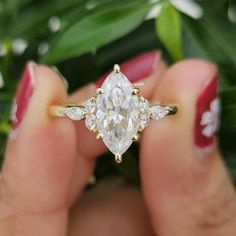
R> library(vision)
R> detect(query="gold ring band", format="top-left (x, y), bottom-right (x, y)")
top-left (50, 104), bottom-right (177, 118)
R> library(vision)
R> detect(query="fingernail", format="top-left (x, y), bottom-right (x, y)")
top-left (195, 74), bottom-right (220, 151)
top-left (95, 50), bottom-right (161, 88)
top-left (11, 61), bottom-right (37, 131)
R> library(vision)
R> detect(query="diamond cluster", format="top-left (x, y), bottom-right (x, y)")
top-left (66, 71), bottom-right (168, 159)
top-left (65, 69), bottom-right (169, 160)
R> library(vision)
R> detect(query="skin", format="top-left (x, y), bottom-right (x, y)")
top-left (0, 59), bottom-right (236, 235)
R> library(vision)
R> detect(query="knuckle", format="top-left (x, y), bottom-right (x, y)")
top-left (195, 178), bottom-right (236, 229)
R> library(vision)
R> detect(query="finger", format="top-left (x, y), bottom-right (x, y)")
top-left (0, 63), bottom-right (90, 235)
top-left (69, 50), bottom-right (166, 160)
top-left (69, 177), bottom-right (155, 236)
top-left (141, 60), bottom-right (236, 235)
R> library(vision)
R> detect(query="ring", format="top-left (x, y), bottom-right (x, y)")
top-left (50, 64), bottom-right (177, 163)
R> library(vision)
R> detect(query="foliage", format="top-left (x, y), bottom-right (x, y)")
top-left (156, 2), bottom-right (183, 60)
top-left (0, 0), bottom-right (236, 184)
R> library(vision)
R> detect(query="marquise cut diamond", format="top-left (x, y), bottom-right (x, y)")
top-left (95, 71), bottom-right (140, 156)
top-left (65, 107), bottom-right (84, 120)
top-left (149, 105), bottom-right (168, 120)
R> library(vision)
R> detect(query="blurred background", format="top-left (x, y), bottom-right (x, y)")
top-left (0, 0), bottom-right (236, 185)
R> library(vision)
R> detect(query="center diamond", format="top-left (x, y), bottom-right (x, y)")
top-left (96, 71), bottom-right (140, 156)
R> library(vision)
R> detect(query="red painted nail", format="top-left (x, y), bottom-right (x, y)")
top-left (195, 75), bottom-right (220, 149)
top-left (95, 50), bottom-right (161, 88)
top-left (11, 62), bottom-right (36, 130)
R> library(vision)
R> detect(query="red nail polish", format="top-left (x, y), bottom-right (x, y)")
top-left (95, 50), bottom-right (160, 88)
top-left (11, 62), bottom-right (36, 130)
top-left (195, 75), bottom-right (220, 148)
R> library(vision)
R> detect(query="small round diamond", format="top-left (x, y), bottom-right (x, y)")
top-left (140, 99), bottom-right (149, 113)
top-left (140, 113), bottom-right (149, 127)
top-left (85, 98), bottom-right (96, 113)
top-left (85, 114), bottom-right (97, 131)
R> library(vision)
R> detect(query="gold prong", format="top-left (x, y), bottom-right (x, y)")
top-left (91, 128), bottom-right (97, 133)
top-left (96, 133), bottom-right (103, 140)
top-left (139, 96), bottom-right (145, 102)
top-left (90, 96), bottom-right (97, 102)
top-left (138, 125), bottom-right (145, 132)
top-left (132, 87), bottom-right (140, 95)
top-left (88, 175), bottom-right (96, 185)
top-left (113, 64), bottom-right (120, 73)
top-left (115, 154), bottom-right (122, 163)
top-left (95, 88), bottom-right (103, 95)
top-left (132, 133), bottom-right (140, 142)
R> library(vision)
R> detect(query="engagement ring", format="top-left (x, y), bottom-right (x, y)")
top-left (50, 64), bottom-right (177, 163)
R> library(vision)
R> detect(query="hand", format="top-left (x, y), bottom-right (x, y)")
top-left (0, 51), bottom-right (236, 236)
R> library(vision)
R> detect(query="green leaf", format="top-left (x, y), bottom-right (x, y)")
top-left (0, 122), bottom-right (11, 134)
top-left (7, 0), bottom-right (87, 40)
top-left (183, 14), bottom-right (236, 69)
top-left (41, 2), bottom-right (150, 64)
top-left (221, 87), bottom-right (236, 105)
top-left (155, 2), bottom-right (183, 61)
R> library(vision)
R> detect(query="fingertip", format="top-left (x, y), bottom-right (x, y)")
top-left (3, 63), bottom-right (77, 212)
top-left (140, 59), bottom-right (236, 235)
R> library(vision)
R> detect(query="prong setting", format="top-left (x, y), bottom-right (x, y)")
top-left (113, 64), bottom-right (120, 73)
top-left (91, 128), bottom-right (97, 133)
top-left (132, 87), bottom-right (140, 95)
top-left (132, 133), bottom-right (140, 142)
top-left (138, 125), bottom-right (145, 132)
top-left (115, 154), bottom-right (122, 163)
top-left (91, 96), bottom-right (96, 102)
top-left (95, 88), bottom-right (103, 95)
top-left (96, 133), bottom-right (104, 140)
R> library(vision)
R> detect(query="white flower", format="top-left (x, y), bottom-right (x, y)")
top-left (12, 39), bottom-right (28, 55)
top-left (147, 0), bottom-right (203, 20)
top-left (48, 16), bottom-right (61, 32)
top-left (170, 0), bottom-right (203, 19)
top-left (200, 98), bottom-right (220, 138)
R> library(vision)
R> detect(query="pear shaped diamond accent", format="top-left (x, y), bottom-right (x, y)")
top-left (149, 105), bottom-right (168, 120)
top-left (85, 114), bottom-right (97, 131)
top-left (96, 71), bottom-right (140, 156)
top-left (65, 107), bottom-right (85, 120)
top-left (85, 98), bottom-right (96, 113)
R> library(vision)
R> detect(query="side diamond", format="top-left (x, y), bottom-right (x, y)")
top-left (140, 113), bottom-right (149, 127)
top-left (85, 98), bottom-right (96, 113)
top-left (65, 107), bottom-right (85, 120)
top-left (85, 114), bottom-right (97, 131)
top-left (140, 98), bottom-right (149, 113)
top-left (149, 105), bottom-right (168, 120)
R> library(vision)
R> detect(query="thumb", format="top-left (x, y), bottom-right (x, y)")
top-left (141, 60), bottom-right (236, 236)
top-left (0, 62), bottom-right (77, 235)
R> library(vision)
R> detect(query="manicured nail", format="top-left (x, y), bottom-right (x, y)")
top-left (95, 50), bottom-right (161, 88)
top-left (195, 75), bottom-right (220, 150)
top-left (11, 61), bottom-right (37, 131)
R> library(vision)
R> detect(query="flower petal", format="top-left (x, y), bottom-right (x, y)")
top-left (202, 125), bottom-right (214, 138)
top-left (200, 111), bottom-right (212, 126)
